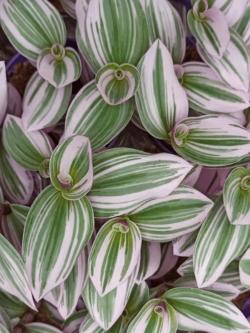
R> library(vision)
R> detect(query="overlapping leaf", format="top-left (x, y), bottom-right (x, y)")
top-left (0, 291), bottom-right (27, 319)
top-left (173, 229), bottom-right (199, 257)
top-left (137, 242), bottom-right (161, 282)
top-left (234, 1), bottom-right (250, 46)
top-left (126, 282), bottom-right (149, 316)
top-left (0, 61), bottom-right (7, 126)
top-left (239, 248), bottom-right (250, 288)
top-left (60, 0), bottom-right (76, 19)
top-left (25, 323), bottom-right (63, 333)
top-left (79, 313), bottom-right (125, 333)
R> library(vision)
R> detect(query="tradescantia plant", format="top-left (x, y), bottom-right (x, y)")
top-left (1, 0), bottom-right (250, 332)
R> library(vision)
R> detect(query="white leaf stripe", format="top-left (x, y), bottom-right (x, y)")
top-left (25, 323), bottom-right (63, 333)
top-left (22, 185), bottom-right (94, 301)
top-left (59, 0), bottom-right (76, 19)
top-left (239, 248), bottom-right (250, 288)
top-left (173, 229), bottom-right (199, 257)
top-left (22, 71), bottom-right (72, 132)
top-left (0, 323), bottom-right (9, 333)
top-left (135, 40), bottom-right (188, 140)
top-left (210, 0), bottom-right (249, 26)
top-left (0, 61), bottom-right (7, 126)
top-left (126, 282), bottom-right (150, 315)
top-left (137, 242), bottom-right (161, 282)
top-left (79, 314), bottom-right (124, 333)
top-left (235, 2), bottom-right (250, 46)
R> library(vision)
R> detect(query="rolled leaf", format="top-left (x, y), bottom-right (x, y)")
top-left (194, 197), bottom-right (250, 288)
top-left (79, 314), bottom-right (124, 333)
top-left (59, 0), bottom-right (76, 18)
top-left (223, 167), bottom-right (250, 225)
top-left (173, 229), bottom-right (199, 257)
top-left (22, 71), bottom-right (72, 131)
top-left (0, 61), bottom-right (7, 125)
top-left (126, 282), bottom-right (149, 315)
top-left (22, 185), bottom-right (94, 301)
top-left (0, 0), bottom-right (66, 61)
top-left (64, 81), bottom-right (133, 150)
top-left (239, 248), bottom-right (250, 288)
top-left (135, 40), bottom-right (188, 140)
top-left (137, 242), bottom-right (161, 282)
top-left (3, 115), bottom-right (53, 173)
top-left (171, 115), bottom-right (250, 167)
top-left (128, 186), bottom-right (213, 242)
top-left (25, 323), bottom-right (63, 333)
top-left (49, 135), bottom-right (93, 200)
top-left (89, 218), bottom-right (141, 295)
top-left (165, 287), bottom-right (250, 333)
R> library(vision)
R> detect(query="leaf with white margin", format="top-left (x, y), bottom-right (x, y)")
top-left (79, 313), bottom-right (125, 333)
top-left (165, 287), bottom-right (250, 333)
top-left (76, 0), bottom-right (149, 72)
top-left (187, 0), bottom-right (230, 58)
top-left (171, 115), bottom-right (250, 167)
top-left (128, 186), bottom-right (213, 242)
top-left (3, 115), bottom-right (53, 173)
top-left (223, 167), bottom-right (250, 225)
top-left (234, 2), bottom-right (250, 46)
top-left (0, 61), bottom-right (7, 126)
top-left (197, 30), bottom-right (250, 92)
top-left (22, 185), bottom-right (94, 301)
top-left (135, 40), bottom-right (188, 141)
top-left (89, 218), bottom-right (141, 296)
top-left (194, 197), bottom-right (250, 288)
top-left (239, 248), bottom-right (250, 288)
top-left (127, 298), bottom-right (177, 333)
top-left (137, 242), bottom-right (161, 282)
top-left (96, 63), bottom-right (139, 106)
top-left (0, 0), bottom-right (66, 61)
top-left (126, 282), bottom-right (149, 316)
top-left (22, 72), bottom-right (72, 132)
top-left (173, 229), bottom-right (199, 257)
top-left (25, 323), bottom-right (63, 333)
top-left (64, 81), bottom-right (133, 150)
top-left (37, 46), bottom-right (81, 88)
top-left (181, 62), bottom-right (249, 114)
top-left (50, 135), bottom-right (93, 200)
top-left (0, 234), bottom-right (36, 310)
top-left (144, 0), bottom-right (186, 64)
top-left (59, 0), bottom-right (76, 19)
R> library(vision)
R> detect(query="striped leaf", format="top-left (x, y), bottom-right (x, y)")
top-left (25, 323), bottom-right (63, 333)
top-left (0, 291), bottom-right (27, 319)
top-left (0, 0), bottom-right (66, 61)
top-left (0, 324), bottom-right (9, 333)
top-left (126, 282), bottom-right (149, 316)
top-left (239, 248), bottom-right (250, 288)
top-left (234, 2), bottom-right (250, 46)
top-left (37, 46), bottom-right (81, 88)
top-left (79, 314), bottom-right (125, 333)
top-left (76, 0), bottom-right (149, 72)
top-left (22, 185), bottom-right (94, 301)
top-left (137, 242), bottom-right (161, 282)
top-left (59, 0), bottom-right (76, 18)
top-left (64, 81), bottom-right (133, 150)
top-left (0, 307), bottom-right (10, 331)
top-left (223, 167), bottom-right (250, 225)
top-left (96, 63), bottom-right (139, 106)
top-left (194, 197), bottom-right (250, 288)
top-left (0, 234), bottom-right (36, 310)
top-left (127, 298), bottom-right (177, 333)
top-left (182, 62), bottom-right (249, 114)
top-left (89, 148), bottom-right (193, 219)
top-left (197, 30), bottom-right (250, 92)
top-left (22, 71), bottom-right (72, 131)
top-left (7, 83), bottom-right (22, 118)
top-left (128, 186), bottom-right (213, 242)
top-left (165, 287), bottom-right (250, 333)
top-left (89, 218), bottom-right (141, 295)
top-left (0, 61), bottom-right (7, 126)
top-left (50, 135), bottom-right (93, 200)
top-left (135, 40), bottom-right (188, 140)
top-left (44, 285), bottom-right (62, 308)
top-left (171, 115), bottom-right (250, 167)
top-left (3, 115), bottom-right (53, 173)
top-left (144, 0), bottom-right (186, 64)
top-left (63, 310), bottom-right (88, 333)
top-left (173, 229), bottom-right (199, 257)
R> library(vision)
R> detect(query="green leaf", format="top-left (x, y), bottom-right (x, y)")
top-left (127, 299), bottom-right (177, 333)
top-left (239, 248), bottom-right (250, 288)
top-left (49, 135), bottom-right (93, 200)
top-left (126, 281), bottom-right (150, 316)
top-left (135, 40), bottom-right (188, 140)
top-left (171, 115), bottom-right (250, 167)
top-left (89, 218), bottom-right (141, 295)
top-left (0, 0), bottom-right (66, 61)
top-left (194, 197), bottom-right (250, 288)
top-left (96, 63), bottom-right (139, 106)
top-left (0, 61), bottom-right (7, 126)
top-left (234, 1), bottom-right (250, 46)
top-left (165, 287), bottom-right (250, 333)
top-left (128, 186), bottom-right (213, 242)
top-left (79, 313), bottom-right (125, 333)
top-left (89, 148), bottom-right (193, 219)
top-left (64, 81), bottom-right (133, 150)
top-left (0, 307), bottom-right (11, 331)
top-left (24, 323), bottom-right (63, 333)
top-left (22, 185), bottom-right (94, 301)
top-left (223, 167), bottom-right (250, 225)
top-left (137, 242), bottom-right (161, 282)
top-left (63, 309), bottom-right (88, 333)
top-left (0, 291), bottom-right (27, 318)
top-left (22, 71), bottom-right (72, 131)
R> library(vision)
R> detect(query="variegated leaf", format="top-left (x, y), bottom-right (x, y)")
top-left (0, 291), bottom-right (27, 319)
top-left (182, 62), bottom-right (249, 114)
top-left (137, 242), bottom-right (161, 282)
top-left (22, 71), bottom-right (72, 131)
top-left (239, 248), bottom-right (250, 288)
top-left (165, 287), bottom-right (250, 333)
top-left (7, 83), bottom-right (22, 117)
top-left (64, 81), bottom-right (133, 150)
top-left (173, 229), bottom-right (199, 257)
top-left (79, 313), bottom-right (125, 333)
top-left (96, 63), bottom-right (139, 106)
top-left (171, 115), bottom-right (250, 167)
top-left (63, 310), bottom-right (88, 333)
top-left (24, 323), bottom-right (63, 333)
top-left (128, 186), bottom-right (213, 242)
top-left (0, 61), bottom-right (7, 125)
top-left (44, 285), bottom-right (62, 308)
top-left (197, 30), bottom-right (250, 92)
top-left (126, 281), bottom-right (149, 315)
top-left (3, 115), bottom-right (53, 173)
top-left (223, 167), bottom-right (250, 225)
top-left (144, 0), bottom-right (186, 64)
top-left (76, 0), bottom-right (149, 72)
top-left (135, 40), bottom-right (188, 140)
top-left (0, 323), bottom-right (9, 333)
top-left (37, 46), bottom-right (81, 88)
top-left (60, 0), bottom-right (76, 18)
top-left (182, 165), bottom-right (202, 188)
top-left (194, 197), bottom-right (250, 288)
top-left (89, 218), bottom-right (141, 295)
top-left (0, 234), bottom-right (36, 310)
top-left (0, 0), bottom-right (66, 61)
top-left (50, 135), bottom-right (93, 200)
top-left (0, 307), bottom-right (11, 331)
top-left (22, 185), bottom-right (94, 301)
top-left (234, 1), bottom-right (250, 46)
top-left (127, 298), bottom-right (177, 333)
top-left (177, 256), bottom-right (194, 277)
